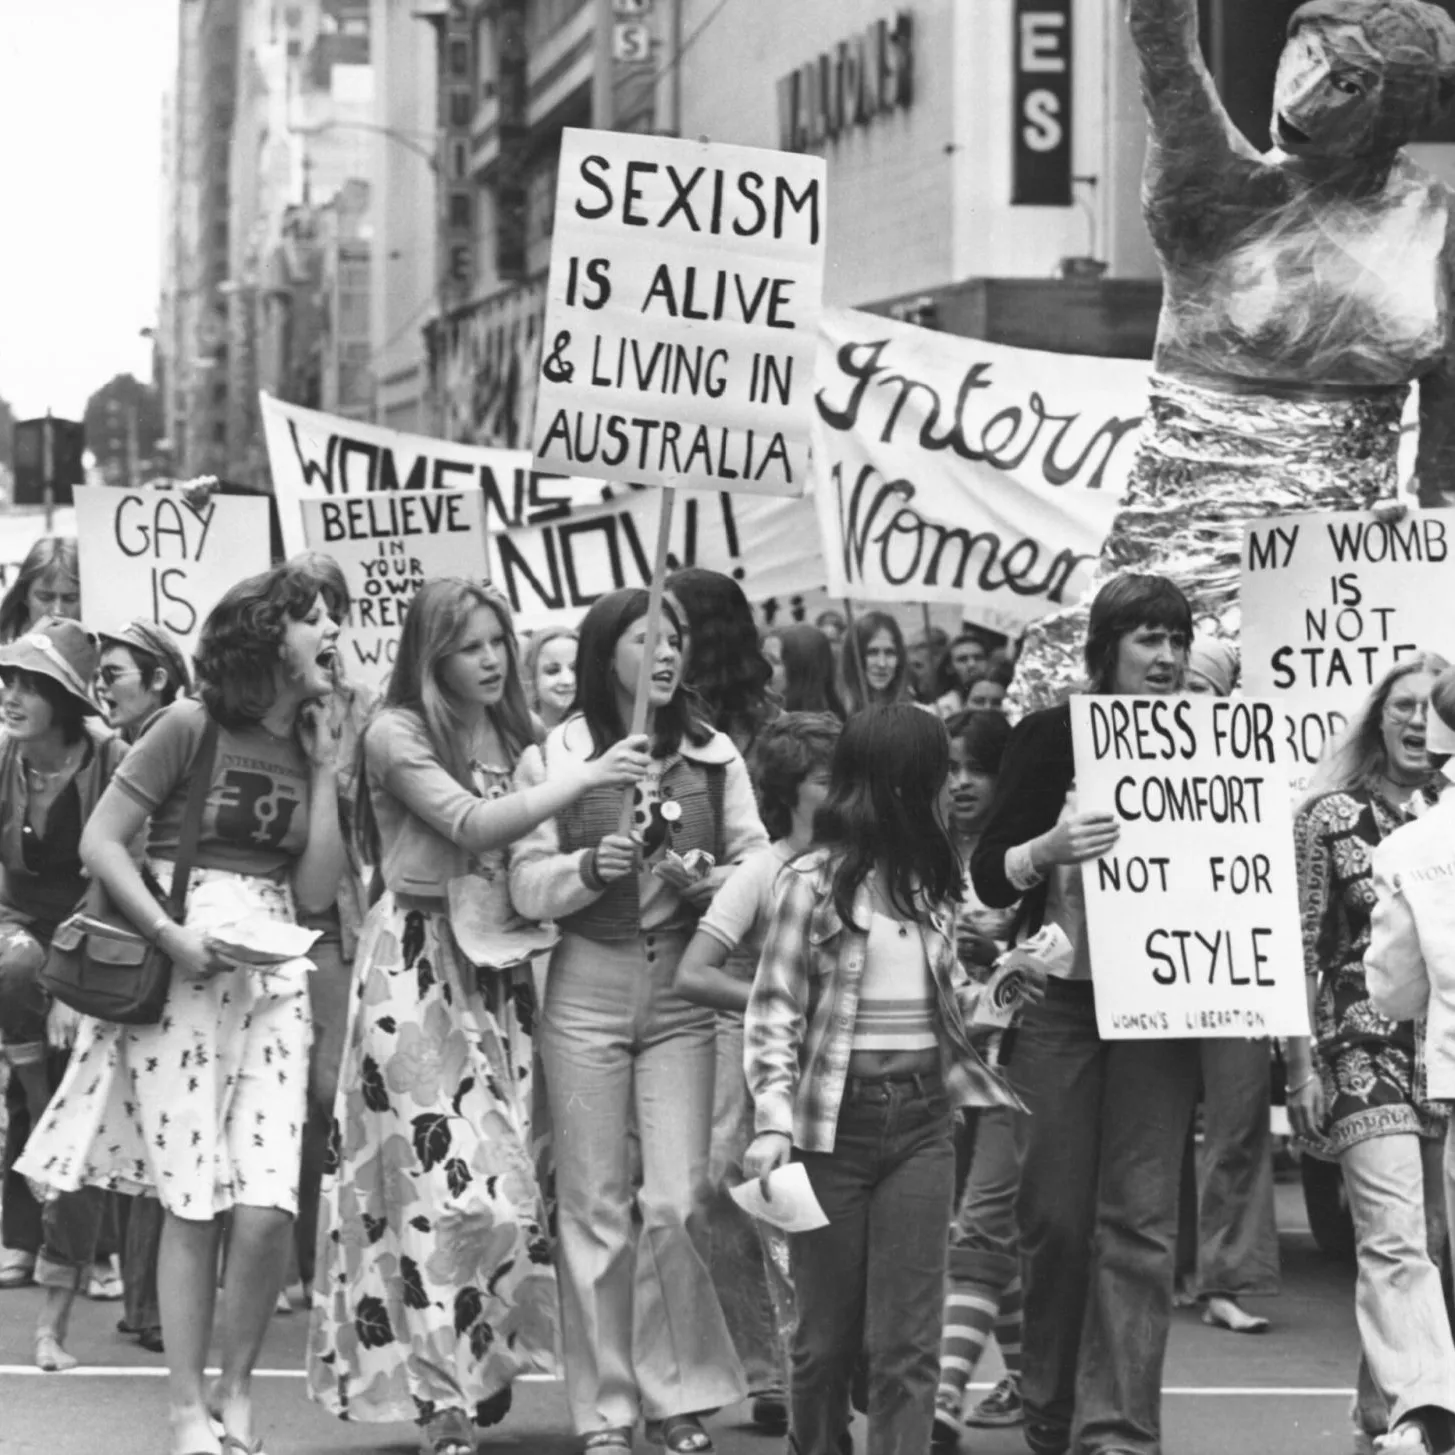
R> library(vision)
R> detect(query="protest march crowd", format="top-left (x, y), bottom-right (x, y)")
top-left (19, 2), bottom-right (1455, 1455)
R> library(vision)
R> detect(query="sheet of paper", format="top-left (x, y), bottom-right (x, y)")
top-left (729, 1162), bottom-right (829, 1233)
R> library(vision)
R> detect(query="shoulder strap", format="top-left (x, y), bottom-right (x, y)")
top-left (167, 716), bottom-right (220, 915)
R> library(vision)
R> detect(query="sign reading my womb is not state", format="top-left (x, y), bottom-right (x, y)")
top-left (300, 490), bottom-right (486, 685)
top-left (74, 486), bottom-right (272, 661)
top-left (532, 128), bottom-right (826, 496)
top-left (1241, 510), bottom-right (1455, 790)
top-left (1069, 695), bottom-right (1308, 1041)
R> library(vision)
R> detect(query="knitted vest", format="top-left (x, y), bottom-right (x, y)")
top-left (555, 755), bottom-right (725, 941)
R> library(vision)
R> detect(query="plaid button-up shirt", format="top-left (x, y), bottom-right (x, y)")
top-left (744, 849), bottom-right (1021, 1154)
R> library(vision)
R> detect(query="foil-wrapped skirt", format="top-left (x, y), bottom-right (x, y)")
top-left (1009, 373), bottom-right (1408, 714)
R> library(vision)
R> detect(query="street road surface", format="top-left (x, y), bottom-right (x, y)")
top-left (0, 1183), bottom-right (1366, 1454)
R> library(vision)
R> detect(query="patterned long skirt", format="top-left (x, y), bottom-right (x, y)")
top-left (307, 894), bottom-right (557, 1428)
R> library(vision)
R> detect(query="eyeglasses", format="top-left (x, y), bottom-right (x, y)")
top-left (96, 666), bottom-right (141, 688)
top-left (1385, 698), bottom-right (1430, 723)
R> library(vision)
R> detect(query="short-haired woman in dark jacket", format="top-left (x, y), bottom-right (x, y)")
top-left (511, 588), bottom-right (770, 1455)
top-left (969, 574), bottom-right (1194, 1455)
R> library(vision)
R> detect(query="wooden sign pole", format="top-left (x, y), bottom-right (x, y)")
top-left (617, 484), bottom-right (678, 834)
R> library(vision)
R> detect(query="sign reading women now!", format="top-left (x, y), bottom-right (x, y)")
top-left (531, 128), bottom-right (826, 496)
top-left (1069, 694), bottom-right (1308, 1041)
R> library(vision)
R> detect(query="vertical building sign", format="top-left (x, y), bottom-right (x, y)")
top-left (495, 0), bottom-right (528, 279)
top-left (1012, 0), bottom-right (1072, 206)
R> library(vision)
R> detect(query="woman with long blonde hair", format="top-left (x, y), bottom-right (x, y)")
top-left (1290, 653), bottom-right (1455, 1454)
top-left (308, 579), bottom-right (648, 1455)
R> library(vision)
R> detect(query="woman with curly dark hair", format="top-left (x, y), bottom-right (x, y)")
top-left (19, 559), bottom-right (348, 1455)
top-left (665, 568), bottom-right (775, 753)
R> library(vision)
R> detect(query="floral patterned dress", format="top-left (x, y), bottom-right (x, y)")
top-left (1293, 785), bottom-right (1448, 1158)
top-left (307, 761), bottom-right (557, 1428)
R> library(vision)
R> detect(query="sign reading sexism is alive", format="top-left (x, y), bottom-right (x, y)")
top-left (300, 490), bottom-right (486, 687)
top-left (74, 485), bottom-right (271, 661)
top-left (532, 128), bottom-right (826, 496)
top-left (1241, 510), bottom-right (1455, 788)
top-left (1069, 695), bottom-right (1308, 1040)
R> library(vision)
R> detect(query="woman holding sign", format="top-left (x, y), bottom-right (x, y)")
top-left (309, 579), bottom-right (650, 1455)
top-left (969, 573), bottom-right (1196, 1455)
top-left (511, 587), bottom-right (768, 1455)
top-left (1291, 654), bottom-right (1455, 1455)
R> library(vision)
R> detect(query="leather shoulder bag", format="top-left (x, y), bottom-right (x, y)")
top-left (40, 716), bottom-right (220, 1026)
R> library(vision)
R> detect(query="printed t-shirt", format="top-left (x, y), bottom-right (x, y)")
top-left (113, 697), bottom-right (311, 876)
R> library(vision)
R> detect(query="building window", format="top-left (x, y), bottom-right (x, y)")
top-left (448, 87), bottom-right (472, 129)
top-left (212, 421), bottom-right (227, 444)
top-left (213, 381), bottom-right (227, 404)
top-left (448, 38), bottom-right (469, 77)
top-left (449, 191), bottom-right (472, 230)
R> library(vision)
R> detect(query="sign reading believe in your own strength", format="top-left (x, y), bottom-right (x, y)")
top-left (1241, 510), bottom-right (1455, 789)
top-left (811, 307), bottom-right (1141, 635)
top-left (74, 486), bottom-right (271, 661)
top-left (532, 128), bottom-right (826, 495)
top-left (300, 490), bottom-right (487, 685)
top-left (1070, 695), bottom-right (1308, 1041)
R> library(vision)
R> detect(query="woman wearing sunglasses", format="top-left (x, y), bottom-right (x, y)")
top-left (0, 618), bottom-right (127, 1368)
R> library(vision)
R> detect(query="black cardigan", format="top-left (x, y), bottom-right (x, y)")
top-left (969, 701), bottom-right (1074, 939)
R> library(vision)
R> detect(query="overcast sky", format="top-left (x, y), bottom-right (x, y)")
top-left (0, 0), bottom-right (175, 421)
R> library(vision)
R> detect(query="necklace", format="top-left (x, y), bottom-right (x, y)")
top-left (23, 748), bottom-right (79, 787)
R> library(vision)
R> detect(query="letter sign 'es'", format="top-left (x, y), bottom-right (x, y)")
top-left (1012, 0), bottom-right (1072, 205)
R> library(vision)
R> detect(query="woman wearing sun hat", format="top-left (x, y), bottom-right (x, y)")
top-left (0, 617), bottom-right (128, 1367)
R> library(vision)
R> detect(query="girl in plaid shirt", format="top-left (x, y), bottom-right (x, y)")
top-left (743, 705), bottom-right (1040, 1455)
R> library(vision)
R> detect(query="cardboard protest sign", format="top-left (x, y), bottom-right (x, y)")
top-left (1241, 510), bottom-right (1455, 790)
top-left (531, 128), bottom-right (826, 496)
top-left (811, 307), bottom-right (1142, 634)
top-left (260, 394), bottom-right (606, 558)
top-left (486, 485), bottom-right (820, 630)
top-left (1069, 695), bottom-right (1308, 1040)
top-left (74, 486), bottom-right (271, 660)
top-left (300, 490), bottom-right (487, 686)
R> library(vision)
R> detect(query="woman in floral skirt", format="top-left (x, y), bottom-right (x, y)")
top-left (307, 579), bottom-right (649, 1455)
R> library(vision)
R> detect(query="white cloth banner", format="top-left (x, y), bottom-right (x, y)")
top-left (811, 308), bottom-right (1146, 635)
top-left (260, 395), bottom-right (608, 558)
top-left (259, 395), bottom-right (823, 634)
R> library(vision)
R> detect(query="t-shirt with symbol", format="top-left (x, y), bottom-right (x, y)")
top-left (113, 697), bottom-right (311, 877)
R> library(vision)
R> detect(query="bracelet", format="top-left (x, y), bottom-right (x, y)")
top-left (146, 913), bottom-right (173, 946)
top-left (1288, 1073), bottom-right (1317, 1096)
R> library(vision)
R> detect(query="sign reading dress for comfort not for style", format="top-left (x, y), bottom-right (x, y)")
top-left (74, 485), bottom-right (272, 662)
top-left (532, 128), bottom-right (826, 496)
top-left (1069, 695), bottom-right (1309, 1041)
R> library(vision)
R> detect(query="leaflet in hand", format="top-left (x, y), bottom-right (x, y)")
top-left (729, 1163), bottom-right (829, 1232)
top-left (970, 923), bottom-right (1074, 1028)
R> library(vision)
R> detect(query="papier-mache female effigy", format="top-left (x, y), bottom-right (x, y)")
top-left (1013, 0), bottom-right (1455, 709)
